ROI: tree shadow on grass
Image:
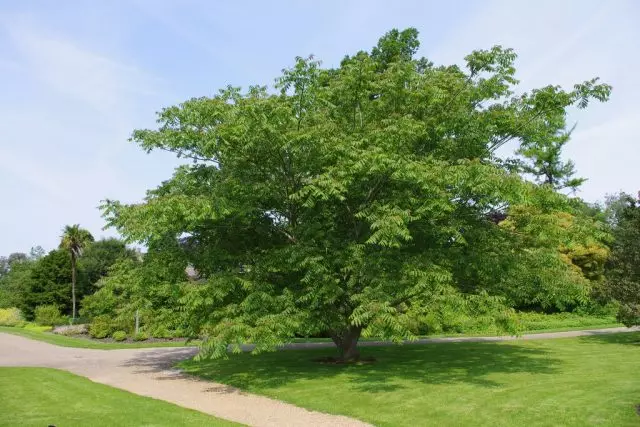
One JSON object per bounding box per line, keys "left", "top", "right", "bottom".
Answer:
{"left": 176, "top": 340, "right": 560, "bottom": 393}
{"left": 577, "top": 331, "right": 640, "bottom": 347}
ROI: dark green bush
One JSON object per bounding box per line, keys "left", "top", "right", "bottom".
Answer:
{"left": 112, "top": 330, "right": 127, "bottom": 341}
{"left": 133, "top": 331, "right": 149, "bottom": 341}
{"left": 34, "top": 305, "right": 66, "bottom": 326}
{"left": 89, "top": 315, "right": 115, "bottom": 339}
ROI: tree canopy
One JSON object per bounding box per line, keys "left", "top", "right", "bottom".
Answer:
{"left": 103, "top": 28, "right": 610, "bottom": 360}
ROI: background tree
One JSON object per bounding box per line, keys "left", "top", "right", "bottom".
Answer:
{"left": 29, "top": 246, "right": 46, "bottom": 260}
{"left": 0, "top": 253, "right": 28, "bottom": 278}
{"left": 0, "top": 255, "right": 33, "bottom": 309}
{"left": 81, "top": 238, "right": 189, "bottom": 337}
{"left": 103, "top": 28, "right": 610, "bottom": 360}
{"left": 21, "top": 249, "right": 71, "bottom": 317}
{"left": 603, "top": 192, "right": 640, "bottom": 326}
{"left": 78, "top": 238, "right": 137, "bottom": 287}
{"left": 59, "top": 225, "right": 94, "bottom": 321}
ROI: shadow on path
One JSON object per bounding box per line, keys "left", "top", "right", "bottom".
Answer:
{"left": 121, "top": 347, "right": 199, "bottom": 374}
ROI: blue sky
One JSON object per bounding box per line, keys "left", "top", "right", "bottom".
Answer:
{"left": 0, "top": 0, "right": 638, "bottom": 254}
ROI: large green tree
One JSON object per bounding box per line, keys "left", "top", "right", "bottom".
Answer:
{"left": 59, "top": 225, "right": 94, "bottom": 321}
{"left": 103, "top": 29, "right": 610, "bottom": 360}
{"left": 603, "top": 192, "right": 640, "bottom": 326}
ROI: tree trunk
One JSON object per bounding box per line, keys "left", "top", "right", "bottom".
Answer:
{"left": 71, "top": 254, "right": 77, "bottom": 322}
{"left": 330, "top": 325, "right": 363, "bottom": 362}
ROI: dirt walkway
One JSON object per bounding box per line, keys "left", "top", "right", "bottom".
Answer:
{"left": 1, "top": 327, "right": 637, "bottom": 426}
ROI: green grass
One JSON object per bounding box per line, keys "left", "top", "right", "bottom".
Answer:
{"left": 0, "top": 367, "right": 240, "bottom": 427}
{"left": 292, "top": 323, "right": 623, "bottom": 343}
{"left": 0, "top": 326, "right": 197, "bottom": 349}
{"left": 515, "top": 311, "right": 621, "bottom": 332}
{"left": 180, "top": 332, "right": 640, "bottom": 427}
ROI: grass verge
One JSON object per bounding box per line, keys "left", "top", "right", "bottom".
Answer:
{"left": 180, "top": 332, "right": 640, "bottom": 427}
{"left": 1, "top": 319, "right": 623, "bottom": 349}
{"left": 0, "top": 326, "right": 197, "bottom": 349}
{"left": 0, "top": 367, "right": 239, "bottom": 427}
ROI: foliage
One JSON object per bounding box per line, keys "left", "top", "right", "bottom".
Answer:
{"left": 0, "top": 252, "right": 37, "bottom": 309}
{"left": 21, "top": 249, "right": 74, "bottom": 318}
{"left": 28, "top": 246, "right": 46, "bottom": 260}
{"left": 112, "top": 330, "right": 127, "bottom": 341}
{"left": 81, "top": 252, "right": 188, "bottom": 338}
{"left": 88, "top": 315, "right": 115, "bottom": 339}
{"left": 59, "top": 225, "right": 95, "bottom": 259}
{"left": 515, "top": 310, "right": 618, "bottom": 332}
{"left": 0, "top": 252, "right": 28, "bottom": 278}
{"left": 515, "top": 125, "right": 586, "bottom": 192}
{"left": 180, "top": 332, "right": 640, "bottom": 427}
{"left": 1, "top": 239, "right": 130, "bottom": 319}
{"left": 78, "top": 238, "right": 137, "bottom": 287}
{"left": 603, "top": 192, "right": 640, "bottom": 326}
{"left": 133, "top": 331, "right": 149, "bottom": 341}
{"left": 0, "top": 368, "right": 239, "bottom": 427}
{"left": 103, "top": 28, "right": 610, "bottom": 359}
{"left": 0, "top": 307, "right": 24, "bottom": 327}
{"left": 59, "top": 224, "right": 95, "bottom": 320}
{"left": 492, "top": 205, "right": 610, "bottom": 311}
{"left": 33, "top": 304, "right": 66, "bottom": 326}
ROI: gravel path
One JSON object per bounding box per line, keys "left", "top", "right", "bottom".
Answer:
{"left": 0, "top": 333, "right": 370, "bottom": 427}
{"left": 1, "top": 327, "right": 637, "bottom": 426}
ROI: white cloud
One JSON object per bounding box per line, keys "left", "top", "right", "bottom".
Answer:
{"left": 0, "top": 18, "right": 174, "bottom": 253}
{"left": 4, "top": 20, "right": 160, "bottom": 114}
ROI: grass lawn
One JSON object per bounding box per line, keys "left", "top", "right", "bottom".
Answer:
{"left": 0, "top": 326, "right": 197, "bottom": 349}
{"left": 180, "top": 332, "right": 640, "bottom": 427}
{"left": 0, "top": 367, "right": 239, "bottom": 427}
{"left": 291, "top": 323, "right": 624, "bottom": 343}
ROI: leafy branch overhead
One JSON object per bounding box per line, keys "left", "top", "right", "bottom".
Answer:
{"left": 102, "top": 28, "right": 611, "bottom": 360}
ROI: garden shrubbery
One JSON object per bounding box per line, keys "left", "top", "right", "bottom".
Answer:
{"left": 0, "top": 308, "right": 24, "bottom": 327}
{"left": 34, "top": 305, "right": 66, "bottom": 326}
{"left": 112, "top": 330, "right": 127, "bottom": 341}
{"left": 133, "top": 331, "right": 149, "bottom": 341}
{"left": 88, "top": 315, "right": 116, "bottom": 339}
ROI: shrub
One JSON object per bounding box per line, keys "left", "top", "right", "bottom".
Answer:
{"left": 89, "top": 315, "right": 115, "bottom": 339}
{"left": 149, "top": 325, "right": 173, "bottom": 339}
{"left": 112, "top": 330, "right": 127, "bottom": 341}
{"left": 171, "top": 329, "right": 187, "bottom": 339}
{"left": 515, "top": 311, "right": 618, "bottom": 331}
{"left": 34, "top": 305, "right": 66, "bottom": 326}
{"left": 133, "top": 331, "right": 149, "bottom": 341}
{"left": 0, "top": 308, "right": 24, "bottom": 327}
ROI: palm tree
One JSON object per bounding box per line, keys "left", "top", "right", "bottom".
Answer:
{"left": 60, "top": 225, "right": 94, "bottom": 321}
